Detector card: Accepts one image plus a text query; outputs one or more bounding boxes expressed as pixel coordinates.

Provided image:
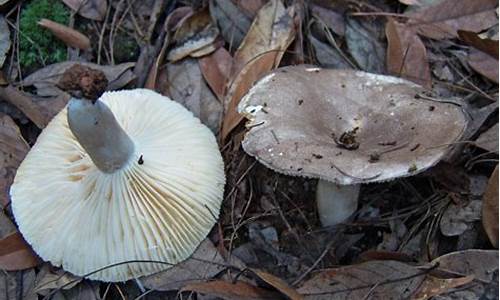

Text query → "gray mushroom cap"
[238,65,467,185]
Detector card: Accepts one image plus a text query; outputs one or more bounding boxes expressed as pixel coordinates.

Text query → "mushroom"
[10,66,225,281]
[238,65,467,227]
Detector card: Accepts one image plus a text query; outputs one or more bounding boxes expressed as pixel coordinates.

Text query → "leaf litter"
[0,0,498,299]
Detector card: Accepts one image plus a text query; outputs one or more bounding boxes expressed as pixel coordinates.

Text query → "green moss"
[19,0,69,72]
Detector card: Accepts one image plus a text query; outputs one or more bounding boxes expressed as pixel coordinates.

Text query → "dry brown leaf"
[34,264,81,294]
[182,280,281,300]
[0,232,41,270]
[298,260,426,299]
[38,19,90,50]
[0,268,37,300]
[386,18,432,88]
[482,165,498,248]
[62,0,107,21]
[0,113,29,206]
[408,0,498,40]
[475,123,498,153]
[222,0,296,139]
[468,48,499,83]
[432,249,498,282]
[167,9,220,62]
[199,47,233,101]
[250,269,304,300]
[209,0,253,49]
[413,275,475,300]
[458,30,499,58]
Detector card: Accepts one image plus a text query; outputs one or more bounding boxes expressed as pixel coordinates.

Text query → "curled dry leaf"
[0,232,41,270]
[385,18,431,88]
[467,48,499,83]
[475,123,498,153]
[0,113,29,206]
[62,0,107,21]
[238,66,467,185]
[222,0,296,139]
[408,0,498,39]
[199,47,233,101]
[482,165,498,248]
[38,19,90,50]
[182,280,281,300]
[167,9,220,62]
[21,61,135,97]
[298,260,426,299]
[458,30,499,58]
[209,0,253,49]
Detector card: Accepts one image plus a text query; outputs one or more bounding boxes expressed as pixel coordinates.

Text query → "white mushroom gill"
[10,89,225,282]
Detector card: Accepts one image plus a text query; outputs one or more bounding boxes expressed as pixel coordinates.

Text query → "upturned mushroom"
[238,65,467,227]
[10,66,225,281]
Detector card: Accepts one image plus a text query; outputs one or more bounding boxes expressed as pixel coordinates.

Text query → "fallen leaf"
[482,165,498,248]
[432,249,498,282]
[0,86,66,128]
[309,34,351,69]
[475,123,499,153]
[209,0,253,49]
[163,58,223,133]
[141,238,244,291]
[167,9,220,62]
[0,113,29,206]
[21,61,135,97]
[38,19,90,50]
[250,269,304,300]
[458,30,498,58]
[345,17,386,73]
[0,232,41,270]
[463,101,499,140]
[182,280,280,300]
[298,260,426,299]
[413,275,475,300]
[310,4,345,36]
[0,268,37,300]
[199,47,233,101]
[0,16,10,68]
[62,0,107,21]
[222,0,296,139]
[468,48,499,83]
[440,200,482,236]
[386,18,431,88]
[34,264,81,294]
[408,0,498,40]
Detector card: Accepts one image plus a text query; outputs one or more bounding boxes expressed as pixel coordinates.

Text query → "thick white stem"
[67,98,134,173]
[316,180,360,227]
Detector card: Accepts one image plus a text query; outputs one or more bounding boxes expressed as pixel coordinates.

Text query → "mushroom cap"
[238,65,467,185]
[10,89,225,282]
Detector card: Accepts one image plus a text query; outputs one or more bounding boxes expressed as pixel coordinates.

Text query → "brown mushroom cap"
[238,65,467,185]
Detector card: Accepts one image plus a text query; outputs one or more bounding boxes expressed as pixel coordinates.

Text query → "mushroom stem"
[316,180,360,227]
[67,97,135,173]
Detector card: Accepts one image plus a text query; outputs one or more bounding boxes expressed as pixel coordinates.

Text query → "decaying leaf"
[413,275,475,300]
[467,48,499,83]
[310,4,345,36]
[0,232,41,270]
[475,123,498,153]
[209,0,253,49]
[345,17,386,73]
[141,238,244,291]
[440,200,482,236]
[199,47,233,101]
[62,0,107,21]
[0,268,37,300]
[167,9,220,62]
[0,16,10,68]
[298,260,426,299]
[21,61,135,97]
[385,18,431,88]
[432,249,498,282]
[182,280,281,300]
[222,0,296,139]
[482,165,498,248]
[238,66,467,185]
[0,113,29,206]
[458,30,499,58]
[309,34,351,69]
[408,0,498,40]
[38,19,91,50]
[250,269,304,300]
[163,58,222,133]
[34,264,81,294]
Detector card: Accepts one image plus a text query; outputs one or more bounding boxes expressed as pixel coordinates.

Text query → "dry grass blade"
[38,19,90,50]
